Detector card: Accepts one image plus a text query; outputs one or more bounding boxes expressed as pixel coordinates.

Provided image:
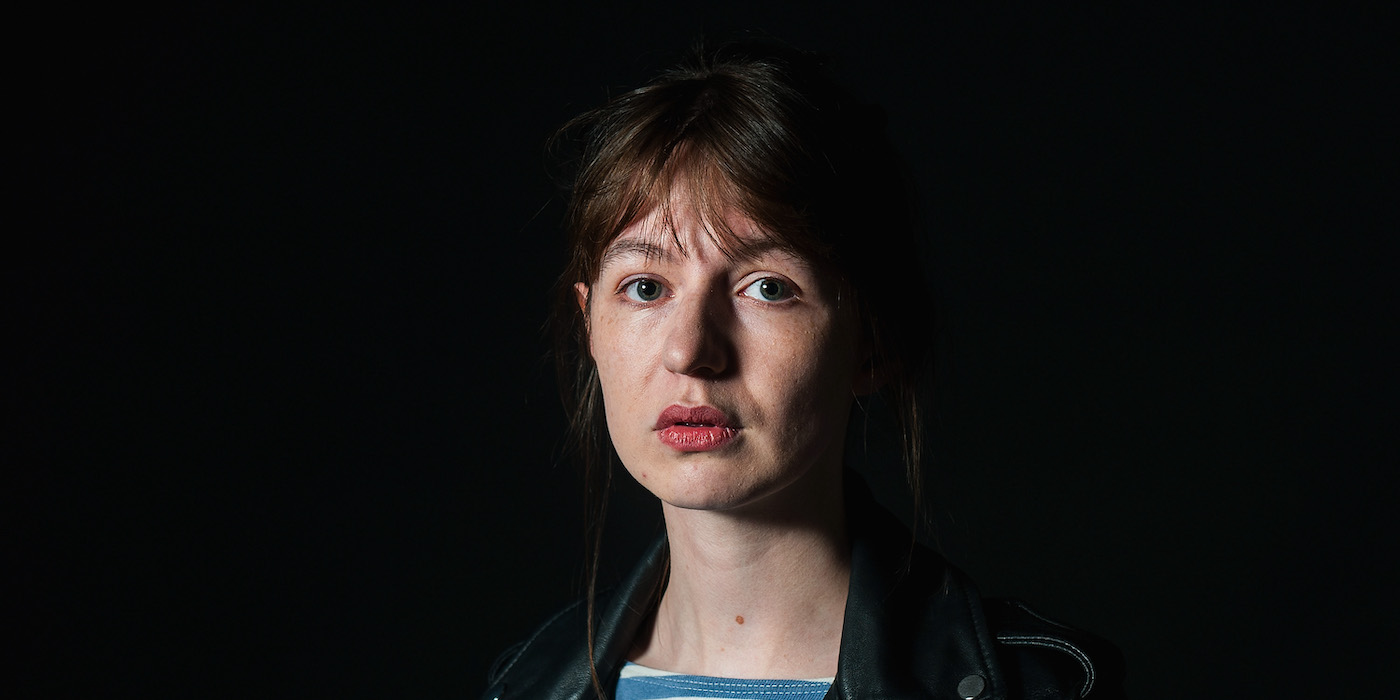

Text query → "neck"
[630,468,851,679]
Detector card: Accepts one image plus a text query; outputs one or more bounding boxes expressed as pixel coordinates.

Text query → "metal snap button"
[957,673,986,699]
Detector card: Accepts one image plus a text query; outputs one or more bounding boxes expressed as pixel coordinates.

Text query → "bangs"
[563,62,837,286]
[603,148,818,267]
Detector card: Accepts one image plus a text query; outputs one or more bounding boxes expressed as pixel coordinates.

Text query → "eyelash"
[617,276,799,304]
[742,277,796,303]
[621,277,666,303]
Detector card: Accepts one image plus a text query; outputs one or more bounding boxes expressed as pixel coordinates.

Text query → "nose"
[661,286,731,377]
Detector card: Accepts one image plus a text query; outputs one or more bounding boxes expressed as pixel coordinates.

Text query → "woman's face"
[578,201,869,513]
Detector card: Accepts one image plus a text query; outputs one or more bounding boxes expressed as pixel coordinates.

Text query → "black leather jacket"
[482,487,1125,700]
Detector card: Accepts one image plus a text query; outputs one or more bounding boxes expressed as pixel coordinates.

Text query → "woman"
[484,43,1124,700]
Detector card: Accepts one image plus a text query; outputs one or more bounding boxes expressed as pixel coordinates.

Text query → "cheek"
[593,347,637,458]
[760,317,859,423]
[591,323,628,401]
[590,313,654,428]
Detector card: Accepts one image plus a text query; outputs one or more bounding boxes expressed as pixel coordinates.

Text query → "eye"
[623,278,665,302]
[742,277,794,302]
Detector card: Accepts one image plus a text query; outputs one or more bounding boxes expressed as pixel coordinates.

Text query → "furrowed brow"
[600,240,673,269]
[727,239,790,262]
[599,235,808,272]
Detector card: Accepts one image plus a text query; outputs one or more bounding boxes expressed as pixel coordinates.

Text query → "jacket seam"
[995,634,1095,698]
[488,640,525,684]
[1005,600,1075,631]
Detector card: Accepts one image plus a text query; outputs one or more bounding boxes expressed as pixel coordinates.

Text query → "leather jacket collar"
[483,483,1122,700]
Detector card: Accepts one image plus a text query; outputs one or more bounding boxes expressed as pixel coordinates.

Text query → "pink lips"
[655,404,738,452]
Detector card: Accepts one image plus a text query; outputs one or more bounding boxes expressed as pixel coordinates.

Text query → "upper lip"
[654,404,735,430]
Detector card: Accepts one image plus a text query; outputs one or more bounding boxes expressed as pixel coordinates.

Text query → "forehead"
[600,203,795,270]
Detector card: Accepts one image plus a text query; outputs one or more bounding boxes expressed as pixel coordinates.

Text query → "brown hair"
[548,41,933,693]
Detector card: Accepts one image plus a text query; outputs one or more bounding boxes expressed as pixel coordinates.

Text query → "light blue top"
[614,661,832,700]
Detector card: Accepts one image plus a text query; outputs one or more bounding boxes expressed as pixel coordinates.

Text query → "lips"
[655,404,738,452]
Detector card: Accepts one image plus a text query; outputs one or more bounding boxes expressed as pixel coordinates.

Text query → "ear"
[574,282,592,350]
[574,282,590,314]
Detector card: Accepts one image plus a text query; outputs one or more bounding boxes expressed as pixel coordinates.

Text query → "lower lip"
[657,425,738,452]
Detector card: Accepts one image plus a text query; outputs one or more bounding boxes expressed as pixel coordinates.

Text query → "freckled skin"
[579,205,867,514]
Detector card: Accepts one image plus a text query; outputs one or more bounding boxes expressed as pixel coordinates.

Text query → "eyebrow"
[599,237,797,271]
[600,240,674,269]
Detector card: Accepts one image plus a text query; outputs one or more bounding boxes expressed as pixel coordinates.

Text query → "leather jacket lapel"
[829,489,1005,700]
[486,480,1011,700]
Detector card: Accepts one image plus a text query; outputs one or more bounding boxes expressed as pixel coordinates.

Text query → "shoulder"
[843,486,1125,699]
[481,539,671,700]
[481,598,593,700]
[982,598,1127,700]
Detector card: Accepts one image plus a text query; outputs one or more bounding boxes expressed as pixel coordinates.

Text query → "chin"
[658,489,754,512]
[642,466,802,514]
[634,478,748,512]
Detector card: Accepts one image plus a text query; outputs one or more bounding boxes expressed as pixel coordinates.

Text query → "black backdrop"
[14,3,1395,698]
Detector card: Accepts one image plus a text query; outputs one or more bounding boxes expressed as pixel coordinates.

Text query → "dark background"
[13,3,1395,698]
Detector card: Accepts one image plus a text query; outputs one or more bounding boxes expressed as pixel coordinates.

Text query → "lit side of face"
[577,203,869,514]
